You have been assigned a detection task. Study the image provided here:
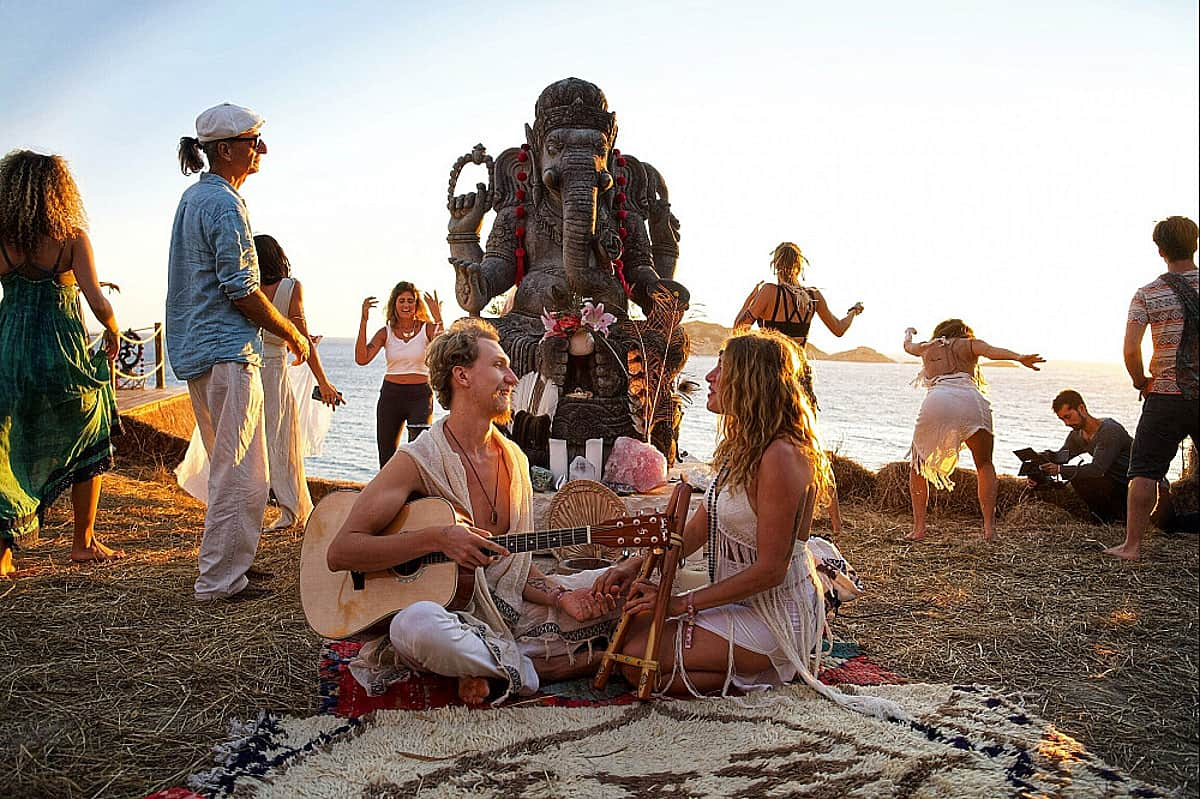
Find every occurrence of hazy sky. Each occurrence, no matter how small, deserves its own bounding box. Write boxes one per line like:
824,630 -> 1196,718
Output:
2,0 -> 1196,364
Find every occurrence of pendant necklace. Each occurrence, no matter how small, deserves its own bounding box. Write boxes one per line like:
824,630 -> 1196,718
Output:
444,425 -> 505,525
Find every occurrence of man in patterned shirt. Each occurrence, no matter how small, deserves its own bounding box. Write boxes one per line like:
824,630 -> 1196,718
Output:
1106,216 -> 1199,560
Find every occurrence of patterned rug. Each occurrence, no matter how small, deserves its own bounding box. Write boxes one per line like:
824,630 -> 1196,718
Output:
317,638 -> 901,716
178,682 -> 1168,798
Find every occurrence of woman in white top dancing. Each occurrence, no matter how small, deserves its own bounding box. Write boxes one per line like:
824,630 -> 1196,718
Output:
356,281 -> 443,467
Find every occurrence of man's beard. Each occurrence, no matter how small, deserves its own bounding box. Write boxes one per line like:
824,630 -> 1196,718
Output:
491,393 -> 513,427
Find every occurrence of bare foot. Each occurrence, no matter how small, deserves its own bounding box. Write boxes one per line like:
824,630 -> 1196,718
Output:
457,676 -> 489,705
70,540 -> 126,563
1103,545 -> 1139,561
1,545 -> 15,578
982,528 -> 995,542
904,529 -> 925,541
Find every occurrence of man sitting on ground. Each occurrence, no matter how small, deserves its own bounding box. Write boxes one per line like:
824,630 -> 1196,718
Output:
325,319 -> 618,704
1029,390 -> 1133,523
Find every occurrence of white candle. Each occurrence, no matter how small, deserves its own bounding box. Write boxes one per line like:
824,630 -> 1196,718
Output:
549,438 -> 568,483
585,438 -> 604,479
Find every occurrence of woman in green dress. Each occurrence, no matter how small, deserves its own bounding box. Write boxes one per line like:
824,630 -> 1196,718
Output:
0,150 -> 123,577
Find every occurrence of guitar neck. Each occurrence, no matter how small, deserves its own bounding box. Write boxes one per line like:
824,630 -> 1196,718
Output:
417,526 -> 592,566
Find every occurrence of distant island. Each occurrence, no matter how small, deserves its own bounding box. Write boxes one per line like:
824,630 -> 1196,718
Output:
681,321 -> 895,363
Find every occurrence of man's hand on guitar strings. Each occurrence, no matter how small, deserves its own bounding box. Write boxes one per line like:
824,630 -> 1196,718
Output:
438,524 -> 510,569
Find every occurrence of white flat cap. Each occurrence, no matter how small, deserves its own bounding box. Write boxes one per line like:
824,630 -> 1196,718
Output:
195,103 -> 264,143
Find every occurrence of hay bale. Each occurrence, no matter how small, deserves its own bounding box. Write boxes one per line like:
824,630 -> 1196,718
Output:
873,462 -> 912,511
1171,440 -> 1198,516
1004,499 -> 1079,528
830,452 -> 876,501
994,474 -> 1034,517
872,461 -> 1036,520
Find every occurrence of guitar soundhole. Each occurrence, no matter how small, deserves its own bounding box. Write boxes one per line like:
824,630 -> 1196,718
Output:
392,560 -> 422,578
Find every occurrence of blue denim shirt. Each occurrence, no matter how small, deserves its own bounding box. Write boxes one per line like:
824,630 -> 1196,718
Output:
165,173 -> 262,381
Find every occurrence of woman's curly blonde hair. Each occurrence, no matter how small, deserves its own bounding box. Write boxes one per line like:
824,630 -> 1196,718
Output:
712,329 -> 832,503
0,150 -> 88,255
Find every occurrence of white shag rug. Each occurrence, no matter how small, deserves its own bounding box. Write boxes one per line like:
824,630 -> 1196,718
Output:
190,683 -> 1167,798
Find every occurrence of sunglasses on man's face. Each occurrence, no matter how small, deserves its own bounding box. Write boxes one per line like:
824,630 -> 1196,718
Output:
221,135 -> 262,149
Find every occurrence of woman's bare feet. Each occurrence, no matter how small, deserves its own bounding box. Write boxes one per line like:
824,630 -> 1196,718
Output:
457,676 -> 490,705
904,528 -> 926,541
1103,544 -> 1139,561
1,544 -> 15,577
70,539 -> 126,563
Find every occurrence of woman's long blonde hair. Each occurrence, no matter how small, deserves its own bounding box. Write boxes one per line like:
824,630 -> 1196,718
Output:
712,329 -> 832,501
0,150 -> 88,254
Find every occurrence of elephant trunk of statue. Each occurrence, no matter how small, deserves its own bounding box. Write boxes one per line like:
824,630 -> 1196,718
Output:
554,160 -> 601,302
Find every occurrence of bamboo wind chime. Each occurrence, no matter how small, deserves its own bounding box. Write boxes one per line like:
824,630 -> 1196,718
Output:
594,481 -> 691,700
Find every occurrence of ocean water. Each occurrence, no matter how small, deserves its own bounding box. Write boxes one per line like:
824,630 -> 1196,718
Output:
160,338 -> 1187,484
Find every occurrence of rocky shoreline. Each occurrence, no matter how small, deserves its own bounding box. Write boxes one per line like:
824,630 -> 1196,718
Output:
682,320 -> 895,362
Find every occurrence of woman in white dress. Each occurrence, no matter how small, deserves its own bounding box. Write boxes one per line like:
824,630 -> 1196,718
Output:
596,329 -> 843,698
903,318 -> 1043,542
256,235 -> 340,530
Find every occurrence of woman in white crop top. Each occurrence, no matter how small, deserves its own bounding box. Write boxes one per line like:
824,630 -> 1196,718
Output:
356,281 -> 443,466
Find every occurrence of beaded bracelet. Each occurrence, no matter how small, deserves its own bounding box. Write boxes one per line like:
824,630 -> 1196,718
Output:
683,591 -> 697,649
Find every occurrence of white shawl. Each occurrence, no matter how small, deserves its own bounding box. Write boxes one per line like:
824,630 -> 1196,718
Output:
353,417 -> 616,700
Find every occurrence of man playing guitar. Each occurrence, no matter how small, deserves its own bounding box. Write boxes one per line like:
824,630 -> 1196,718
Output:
325,319 -> 621,704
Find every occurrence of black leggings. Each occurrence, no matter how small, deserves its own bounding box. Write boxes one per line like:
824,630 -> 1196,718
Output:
376,381 -> 434,467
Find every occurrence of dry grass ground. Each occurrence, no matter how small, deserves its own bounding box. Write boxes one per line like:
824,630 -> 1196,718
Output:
1,464 -> 1197,798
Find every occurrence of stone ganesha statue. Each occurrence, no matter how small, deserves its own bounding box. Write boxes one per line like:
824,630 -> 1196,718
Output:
446,77 -> 690,462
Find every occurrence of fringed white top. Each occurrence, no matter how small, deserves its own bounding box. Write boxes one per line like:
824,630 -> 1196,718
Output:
669,468 -> 906,720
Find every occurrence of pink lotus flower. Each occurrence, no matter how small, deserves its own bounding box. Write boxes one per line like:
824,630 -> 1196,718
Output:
581,301 -> 616,335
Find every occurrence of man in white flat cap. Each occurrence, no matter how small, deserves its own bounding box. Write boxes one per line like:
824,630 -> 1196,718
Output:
167,102 -> 310,602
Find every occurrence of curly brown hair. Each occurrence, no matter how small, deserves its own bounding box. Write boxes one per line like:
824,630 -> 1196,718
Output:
426,318 -> 499,410
712,329 -> 832,502
0,150 -> 88,254
932,318 -> 974,340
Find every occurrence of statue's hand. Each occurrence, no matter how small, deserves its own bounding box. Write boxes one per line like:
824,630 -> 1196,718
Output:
447,182 -> 492,236
450,257 -> 488,313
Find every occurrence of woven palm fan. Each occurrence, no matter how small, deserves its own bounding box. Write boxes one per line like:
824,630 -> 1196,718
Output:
545,479 -> 628,563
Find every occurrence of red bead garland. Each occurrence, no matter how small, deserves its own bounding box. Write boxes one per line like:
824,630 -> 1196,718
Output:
611,149 -> 632,298
514,145 -> 531,285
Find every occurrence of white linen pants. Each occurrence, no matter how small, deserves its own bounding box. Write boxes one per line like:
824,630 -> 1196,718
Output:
388,601 -> 540,695
261,357 -> 312,529
187,362 -> 270,599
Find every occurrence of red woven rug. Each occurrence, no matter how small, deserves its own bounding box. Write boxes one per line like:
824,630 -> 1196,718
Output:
317,638 -> 901,717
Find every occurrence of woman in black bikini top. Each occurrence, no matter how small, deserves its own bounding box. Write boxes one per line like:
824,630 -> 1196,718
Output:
733,242 -> 864,346
731,241 -> 866,537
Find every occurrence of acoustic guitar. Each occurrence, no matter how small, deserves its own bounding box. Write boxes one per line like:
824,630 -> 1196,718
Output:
299,491 -> 669,639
